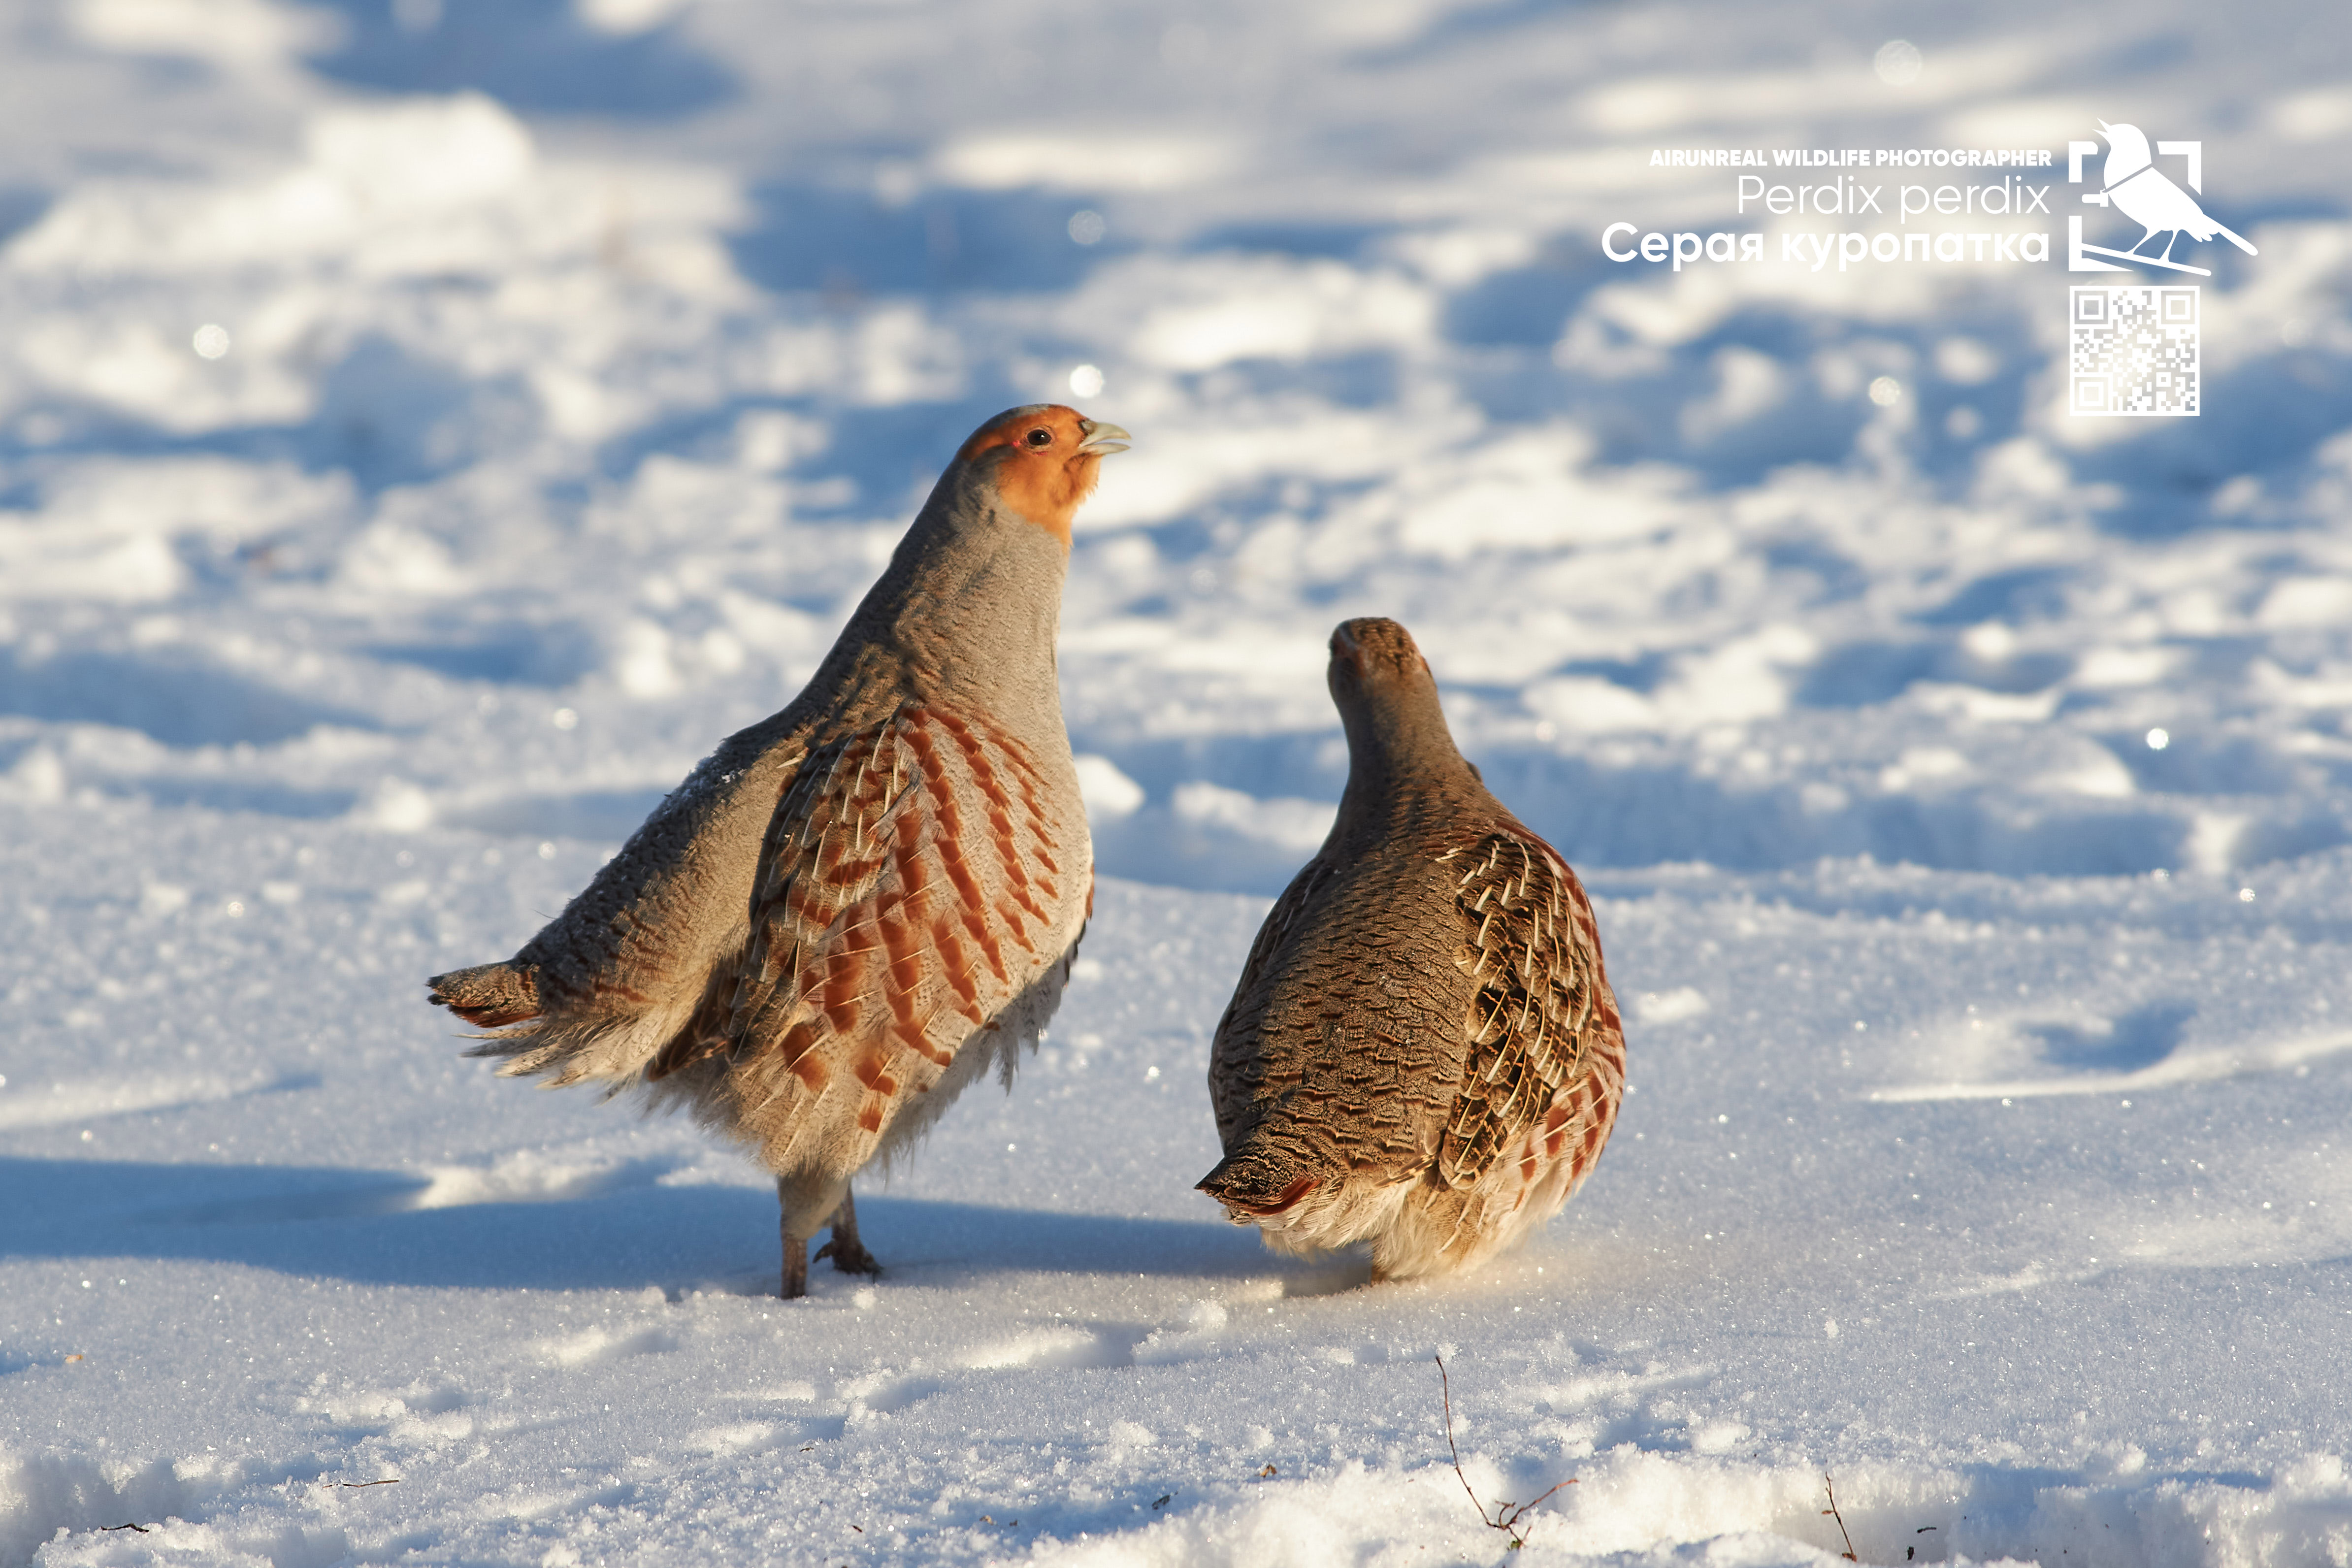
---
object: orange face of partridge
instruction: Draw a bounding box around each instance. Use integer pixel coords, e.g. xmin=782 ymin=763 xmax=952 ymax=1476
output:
xmin=958 ymin=405 xmax=1129 ymax=548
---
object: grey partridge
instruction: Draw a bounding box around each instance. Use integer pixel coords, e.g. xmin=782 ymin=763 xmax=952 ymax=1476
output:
xmin=1198 ymin=618 xmax=1626 ymax=1280
xmin=429 ymin=404 xmax=1128 ymax=1297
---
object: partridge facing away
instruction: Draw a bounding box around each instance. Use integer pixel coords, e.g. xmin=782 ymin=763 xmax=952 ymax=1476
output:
xmin=1198 ymin=618 xmax=1626 ymax=1281
xmin=428 ymin=405 xmax=1128 ymax=1298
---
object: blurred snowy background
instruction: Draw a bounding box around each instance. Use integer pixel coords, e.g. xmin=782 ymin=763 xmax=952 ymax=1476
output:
xmin=3 ymin=0 xmax=2350 ymax=887
xmin=4 ymin=0 xmax=2352 ymax=1564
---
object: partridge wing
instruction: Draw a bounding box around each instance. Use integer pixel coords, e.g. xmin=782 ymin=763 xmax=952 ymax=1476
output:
xmin=657 ymin=703 xmax=1078 ymax=1169
xmin=1206 ymin=856 xmax=1337 ymax=1144
xmin=1435 ymin=831 xmax=1625 ymax=1191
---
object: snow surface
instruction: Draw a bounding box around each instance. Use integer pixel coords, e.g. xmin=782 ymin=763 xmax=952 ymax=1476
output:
xmin=4 ymin=0 xmax=2352 ymax=1563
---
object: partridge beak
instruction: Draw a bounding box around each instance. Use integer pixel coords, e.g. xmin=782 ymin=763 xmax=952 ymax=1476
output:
xmin=1077 ymin=419 xmax=1131 ymax=456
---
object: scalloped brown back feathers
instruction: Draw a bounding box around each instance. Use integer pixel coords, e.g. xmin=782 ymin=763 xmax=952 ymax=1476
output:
xmin=1198 ymin=617 xmax=1626 ymax=1280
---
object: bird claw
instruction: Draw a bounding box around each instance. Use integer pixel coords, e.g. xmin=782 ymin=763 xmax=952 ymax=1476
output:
xmin=814 ymin=1237 xmax=882 ymax=1277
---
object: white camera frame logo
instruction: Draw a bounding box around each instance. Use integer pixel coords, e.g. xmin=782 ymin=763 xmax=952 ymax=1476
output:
xmin=2066 ymin=124 xmax=2255 ymax=277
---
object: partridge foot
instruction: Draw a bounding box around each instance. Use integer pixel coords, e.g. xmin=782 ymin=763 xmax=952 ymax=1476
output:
xmin=813 ymin=1188 xmax=883 ymax=1276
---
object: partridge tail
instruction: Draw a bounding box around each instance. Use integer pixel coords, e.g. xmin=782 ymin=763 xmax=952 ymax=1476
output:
xmin=2216 ymin=221 xmax=2257 ymax=256
xmin=427 ymin=961 xmax=541 ymax=1028
xmin=1197 ymin=1145 xmax=1320 ymax=1218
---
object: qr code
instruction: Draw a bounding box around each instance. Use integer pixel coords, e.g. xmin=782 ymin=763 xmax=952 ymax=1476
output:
xmin=2069 ymin=287 xmax=2199 ymax=416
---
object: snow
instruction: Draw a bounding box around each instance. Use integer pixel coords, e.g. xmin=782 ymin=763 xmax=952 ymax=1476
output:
xmin=3 ymin=0 xmax=2351 ymax=1563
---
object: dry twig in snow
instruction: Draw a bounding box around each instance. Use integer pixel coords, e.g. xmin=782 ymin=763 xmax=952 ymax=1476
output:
xmin=1434 ymin=1354 xmax=1576 ymax=1551
xmin=1822 ymin=1473 xmax=1860 ymax=1561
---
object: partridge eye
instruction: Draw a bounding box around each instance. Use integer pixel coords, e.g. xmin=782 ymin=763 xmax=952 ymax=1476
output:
xmin=1023 ymin=427 xmax=1053 ymax=449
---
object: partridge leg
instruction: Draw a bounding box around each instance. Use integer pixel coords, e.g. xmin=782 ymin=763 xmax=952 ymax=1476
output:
xmin=814 ymin=1185 xmax=882 ymax=1277
xmin=780 ymin=1177 xmax=809 ymax=1299
xmin=779 ymin=1168 xmax=860 ymax=1297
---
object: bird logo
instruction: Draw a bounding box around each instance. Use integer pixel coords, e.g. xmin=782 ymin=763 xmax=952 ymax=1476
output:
xmin=2068 ymin=122 xmax=2255 ymax=276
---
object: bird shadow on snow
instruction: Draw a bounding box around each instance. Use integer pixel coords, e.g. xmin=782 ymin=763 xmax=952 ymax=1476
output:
xmin=0 ymin=1158 xmax=1266 ymax=1293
